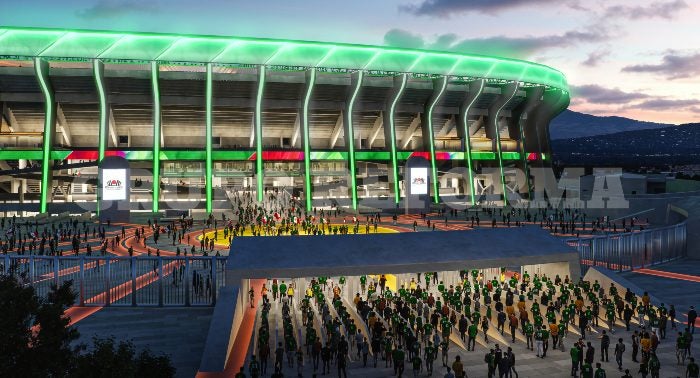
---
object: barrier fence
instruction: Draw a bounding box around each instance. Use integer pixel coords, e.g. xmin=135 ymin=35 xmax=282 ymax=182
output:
xmin=568 ymin=222 xmax=687 ymax=275
xmin=0 ymin=255 xmax=227 ymax=307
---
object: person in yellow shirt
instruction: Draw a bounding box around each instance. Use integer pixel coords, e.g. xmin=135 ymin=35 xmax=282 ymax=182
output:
xmin=287 ymin=285 xmax=295 ymax=305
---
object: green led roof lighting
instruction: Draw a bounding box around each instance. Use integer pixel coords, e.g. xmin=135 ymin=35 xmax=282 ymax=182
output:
xmin=0 ymin=27 xmax=569 ymax=94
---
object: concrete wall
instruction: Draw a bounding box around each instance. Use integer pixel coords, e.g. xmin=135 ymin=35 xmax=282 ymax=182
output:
xmin=198 ymin=283 xmax=245 ymax=373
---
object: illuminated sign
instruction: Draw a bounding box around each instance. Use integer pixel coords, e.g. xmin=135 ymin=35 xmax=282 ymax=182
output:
xmin=102 ymin=169 xmax=127 ymax=200
xmin=410 ymin=167 xmax=428 ymax=195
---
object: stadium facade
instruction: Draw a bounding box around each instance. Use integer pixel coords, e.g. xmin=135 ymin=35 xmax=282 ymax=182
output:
xmin=0 ymin=27 xmax=569 ymax=214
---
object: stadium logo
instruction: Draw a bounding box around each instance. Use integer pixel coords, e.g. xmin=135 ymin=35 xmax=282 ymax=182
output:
xmin=105 ymin=179 xmax=123 ymax=191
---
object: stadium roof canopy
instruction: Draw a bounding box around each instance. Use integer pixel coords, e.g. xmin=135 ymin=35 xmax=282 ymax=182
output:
xmin=0 ymin=27 xmax=569 ymax=93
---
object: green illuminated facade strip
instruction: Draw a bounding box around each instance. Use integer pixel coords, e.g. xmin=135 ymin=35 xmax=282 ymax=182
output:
xmin=0 ymin=149 xmax=523 ymax=162
xmin=34 ymin=57 xmax=54 ymax=214
xmin=205 ymin=63 xmax=213 ymax=213
xmin=461 ymin=80 xmax=484 ymax=206
xmin=0 ymin=27 xmax=570 ymax=94
xmin=493 ymin=83 xmax=520 ymax=206
xmin=346 ymin=71 xmax=363 ymax=210
xmin=310 ymin=151 xmax=346 ymax=160
xmin=387 ymin=74 xmax=407 ymax=204
xmin=212 ymin=151 xmax=252 ymax=160
xmin=425 ymin=76 xmax=448 ymax=204
xmin=302 ymin=68 xmax=316 ymax=211
xmin=255 ymin=65 xmax=266 ymax=202
xmin=151 ymin=61 xmax=161 ymax=212
xmin=355 ymin=151 xmax=391 ymax=160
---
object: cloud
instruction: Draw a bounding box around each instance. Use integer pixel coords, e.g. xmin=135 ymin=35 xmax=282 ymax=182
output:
xmin=382 ymin=29 xmax=425 ymax=50
xmin=76 ymin=0 xmax=159 ymax=19
xmin=605 ymin=0 xmax=688 ymax=20
xmin=581 ymin=49 xmax=610 ymax=66
xmin=622 ymin=51 xmax=700 ymax=79
xmin=570 ymin=85 xmax=650 ymax=104
xmin=625 ymin=99 xmax=700 ymax=110
xmin=383 ymin=28 xmax=609 ymax=59
xmin=399 ymin=0 xmax=565 ymax=17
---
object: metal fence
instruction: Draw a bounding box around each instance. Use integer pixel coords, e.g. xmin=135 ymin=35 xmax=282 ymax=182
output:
xmin=0 ymin=255 xmax=227 ymax=307
xmin=568 ymin=222 xmax=687 ymax=275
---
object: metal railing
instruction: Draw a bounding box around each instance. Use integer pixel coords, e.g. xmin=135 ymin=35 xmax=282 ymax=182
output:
xmin=0 ymin=255 xmax=227 ymax=307
xmin=568 ymin=222 xmax=687 ymax=275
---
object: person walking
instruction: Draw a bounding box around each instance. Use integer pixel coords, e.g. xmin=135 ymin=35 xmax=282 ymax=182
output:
xmin=614 ymin=338 xmax=625 ymax=371
xmin=599 ymin=330 xmax=610 ymax=362
xmin=687 ymin=357 xmax=700 ymax=378
xmin=452 ymin=356 xmax=465 ymax=378
xmin=689 ymin=306 xmax=698 ymax=334
xmin=535 ymin=326 xmax=545 ymax=358
xmin=571 ymin=343 xmax=581 ymax=377
xmin=585 ymin=342 xmax=595 ymax=365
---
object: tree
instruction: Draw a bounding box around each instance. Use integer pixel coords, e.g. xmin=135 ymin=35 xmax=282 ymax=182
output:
xmin=0 ymin=274 xmax=175 ymax=377
xmin=72 ymin=337 xmax=175 ymax=378
xmin=0 ymin=274 xmax=78 ymax=377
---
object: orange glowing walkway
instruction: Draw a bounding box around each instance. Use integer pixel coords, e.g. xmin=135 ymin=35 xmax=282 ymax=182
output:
xmin=634 ymin=268 xmax=700 ymax=283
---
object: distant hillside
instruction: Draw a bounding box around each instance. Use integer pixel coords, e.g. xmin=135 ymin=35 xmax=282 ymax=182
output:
xmin=551 ymin=123 xmax=700 ymax=166
xmin=549 ymin=110 xmax=673 ymax=140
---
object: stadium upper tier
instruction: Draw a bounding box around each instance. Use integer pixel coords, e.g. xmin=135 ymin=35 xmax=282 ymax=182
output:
xmin=0 ymin=27 xmax=569 ymax=92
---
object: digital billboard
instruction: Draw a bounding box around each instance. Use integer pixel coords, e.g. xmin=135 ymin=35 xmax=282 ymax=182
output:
xmin=102 ymin=169 xmax=127 ymax=201
xmin=410 ymin=167 xmax=428 ymax=195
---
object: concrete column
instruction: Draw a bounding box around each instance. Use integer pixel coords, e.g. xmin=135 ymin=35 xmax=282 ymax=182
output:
xmin=487 ymin=82 xmax=519 ymax=205
xmin=421 ymin=76 xmax=448 ymax=204
xmin=458 ymin=79 xmax=486 ymax=206
xmin=34 ymin=58 xmax=56 ymax=213
xmin=508 ymin=86 xmax=544 ymax=200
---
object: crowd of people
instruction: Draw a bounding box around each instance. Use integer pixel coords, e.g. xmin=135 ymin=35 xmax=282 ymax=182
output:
xmin=238 ymin=268 xmax=696 ymax=378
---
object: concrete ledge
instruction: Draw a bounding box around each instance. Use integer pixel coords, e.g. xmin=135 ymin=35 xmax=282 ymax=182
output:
xmin=198 ymin=285 xmax=240 ymax=373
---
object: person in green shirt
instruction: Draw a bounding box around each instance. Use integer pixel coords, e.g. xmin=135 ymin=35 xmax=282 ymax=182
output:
xmin=424 ymin=341 xmax=436 ymax=375
xmin=594 ymin=362 xmax=606 ymax=378
xmin=524 ymin=321 xmax=534 ymax=350
xmin=392 ymin=345 xmax=405 ymax=376
xmin=271 ymin=281 xmax=279 ymax=301
xmin=467 ymin=323 xmax=478 ymax=351
xmin=279 ymin=281 xmax=287 ymax=303
xmin=412 ymin=355 xmax=422 ymax=377
xmin=570 ymin=344 xmax=581 ymax=377
xmin=649 ymin=352 xmax=661 ymax=378
xmin=581 ymin=362 xmax=594 ymax=378
xmin=687 ymin=357 xmax=700 ymax=378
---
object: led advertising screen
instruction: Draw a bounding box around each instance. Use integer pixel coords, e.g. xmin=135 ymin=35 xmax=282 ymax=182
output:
xmin=102 ymin=169 xmax=127 ymax=201
xmin=410 ymin=167 xmax=428 ymax=195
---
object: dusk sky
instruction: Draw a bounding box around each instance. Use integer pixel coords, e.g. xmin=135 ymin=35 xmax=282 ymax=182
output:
xmin=2 ymin=0 xmax=699 ymax=124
